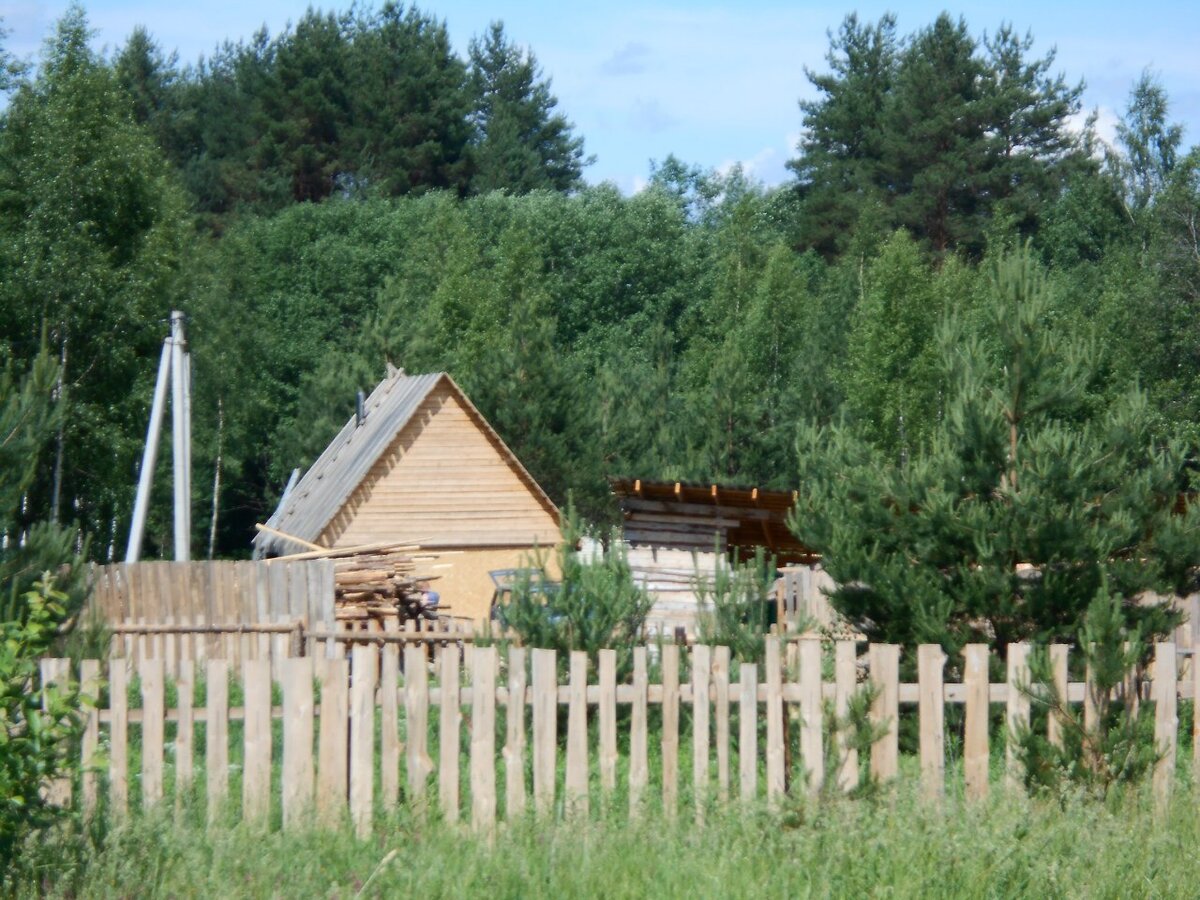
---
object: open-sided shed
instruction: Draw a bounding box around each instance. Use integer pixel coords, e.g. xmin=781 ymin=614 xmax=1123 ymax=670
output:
xmin=610 ymin=477 xmax=820 ymax=635
xmin=255 ymin=370 xmax=560 ymax=621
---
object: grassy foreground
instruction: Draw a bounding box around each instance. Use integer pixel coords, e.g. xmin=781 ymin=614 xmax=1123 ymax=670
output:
xmin=15 ymin=786 xmax=1200 ymax=898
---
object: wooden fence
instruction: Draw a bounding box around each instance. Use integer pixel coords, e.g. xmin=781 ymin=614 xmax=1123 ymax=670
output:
xmin=46 ymin=638 xmax=1199 ymax=836
xmin=89 ymin=560 xmax=336 ymax=664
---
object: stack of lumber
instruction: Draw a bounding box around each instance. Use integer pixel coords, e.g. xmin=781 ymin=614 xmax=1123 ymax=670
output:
xmin=256 ymin=526 xmax=444 ymax=624
xmin=333 ymin=546 xmax=440 ymax=622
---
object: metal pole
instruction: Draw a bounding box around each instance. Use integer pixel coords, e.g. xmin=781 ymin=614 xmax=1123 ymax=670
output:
xmin=170 ymin=311 xmax=190 ymax=561
xmin=125 ymin=338 xmax=172 ymax=562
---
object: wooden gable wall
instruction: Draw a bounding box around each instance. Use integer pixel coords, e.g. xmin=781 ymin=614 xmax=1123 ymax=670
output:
xmin=320 ymin=379 xmax=559 ymax=549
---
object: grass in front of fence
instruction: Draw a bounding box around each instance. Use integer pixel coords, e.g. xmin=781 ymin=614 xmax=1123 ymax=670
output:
xmin=22 ymin=783 xmax=1200 ymax=898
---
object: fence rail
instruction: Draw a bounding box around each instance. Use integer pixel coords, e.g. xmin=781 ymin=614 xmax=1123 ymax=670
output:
xmin=46 ymin=638 xmax=1199 ymax=836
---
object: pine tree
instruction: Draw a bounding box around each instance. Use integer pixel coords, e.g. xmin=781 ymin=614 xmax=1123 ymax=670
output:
xmin=790 ymin=245 xmax=1199 ymax=654
xmin=466 ymin=21 xmax=589 ymax=194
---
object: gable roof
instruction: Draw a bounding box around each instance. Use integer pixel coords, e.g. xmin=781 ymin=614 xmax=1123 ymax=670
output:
xmin=254 ymin=370 xmax=558 ymax=555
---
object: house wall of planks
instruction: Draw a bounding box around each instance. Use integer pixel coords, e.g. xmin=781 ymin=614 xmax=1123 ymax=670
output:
xmin=88 ymin=560 xmax=336 ymax=670
xmin=50 ymin=637 xmax=1198 ymax=835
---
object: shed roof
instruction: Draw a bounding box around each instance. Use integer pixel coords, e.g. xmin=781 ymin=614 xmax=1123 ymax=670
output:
xmin=255 ymin=370 xmax=558 ymax=555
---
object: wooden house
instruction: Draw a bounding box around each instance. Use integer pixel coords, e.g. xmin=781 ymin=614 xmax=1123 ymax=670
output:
xmin=610 ymin=478 xmax=826 ymax=636
xmin=255 ymin=370 xmax=561 ymax=622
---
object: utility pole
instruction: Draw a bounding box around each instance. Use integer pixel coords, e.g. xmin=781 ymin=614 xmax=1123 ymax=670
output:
xmin=125 ymin=311 xmax=191 ymax=562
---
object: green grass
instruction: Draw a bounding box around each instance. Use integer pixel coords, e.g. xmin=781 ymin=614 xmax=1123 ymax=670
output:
xmin=15 ymin=783 xmax=1200 ymax=898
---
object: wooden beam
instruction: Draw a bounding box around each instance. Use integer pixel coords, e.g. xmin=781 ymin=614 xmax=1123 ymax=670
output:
xmin=255 ymin=523 xmax=324 ymax=552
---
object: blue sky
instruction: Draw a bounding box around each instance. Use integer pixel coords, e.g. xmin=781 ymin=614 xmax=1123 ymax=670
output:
xmin=5 ymin=1 xmax=1199 ymax=193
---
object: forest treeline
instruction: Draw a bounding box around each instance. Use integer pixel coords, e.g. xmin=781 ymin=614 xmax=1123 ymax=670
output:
xmin=1 ymin=5 xmax=1198 ymax=560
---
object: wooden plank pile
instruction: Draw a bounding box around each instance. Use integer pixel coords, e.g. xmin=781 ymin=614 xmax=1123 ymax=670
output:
xmin=255 ymin=527 xmax=444 ymax=625
xmin=333 ymin=545 xmax=442 ymax=623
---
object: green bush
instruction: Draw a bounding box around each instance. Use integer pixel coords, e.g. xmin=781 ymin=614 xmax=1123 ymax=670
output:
xmin=495 ymin=507 xmax=654 ymax=662
xmin=0 ymin=579 xmax=85 ymax=870
xmin=695 ymin=548 xmax=780 ymax=664
xmin=1015 ymin=584 xmax=1159 ymax=798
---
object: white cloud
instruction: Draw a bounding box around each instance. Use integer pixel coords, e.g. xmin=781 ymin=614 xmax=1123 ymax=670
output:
xmin=600 ymin=41 xmax=651 ymax=76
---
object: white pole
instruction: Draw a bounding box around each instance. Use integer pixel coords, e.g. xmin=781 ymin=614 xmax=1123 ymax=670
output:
xmin=170 ymin=311 xmax=190 ymax=561
xmin=124 ymin=338 xmax=172 ymax=562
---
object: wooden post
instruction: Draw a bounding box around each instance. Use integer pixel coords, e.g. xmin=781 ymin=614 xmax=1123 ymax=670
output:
xmin=963 ymin=644 xmax=989 ymax=801
xmin=282 ymin=656 xmax=314 ymax=829
xmin=203 ymin=659 xmax=228 ymax=825
xmin=598 ymin=649 xmax=618 ymax=796
xmin=798 ymin=639 xmax=823 ymax=794
xmin=692 ymin=644 xmax=711 ymax=820
xmin=869 ymin=644 xmax=899 ymax=783
xmin=713 ymin=646 xmax=731 ymax=802
xmin=1084 ymin=649 xmax=1099 ymax=735
xmin=1048 ymin=644 xmax=1069 ymax=749
xmin=531 ymin=648 xmax=557 ymax=816
xmin=80 ymin=659 xmax=102 ymax=818
xmin=1005 ymin=643 xmax=1030 ymax=791
xmin=242 ymin=658 xmax=272 ymax=825
xmin=404 ymin=645 xmax=431 ymax=809
xmin=471 ymin=646 xmax=498 ymax=832
xmin=629 ymin=646 xmax=648 ymax=817
xmin=917 ymin=644 xmax=945 ymax=803
xmin=317 ymin=657 xmax=349 ymax=828
xmin=661 ymin=642 xmax=681 ymax=818
xmin=439 ymin=646 xmax=461 ymax=822
xmin=764 ymin=637 xmax=784 ymax=803
xmin=140 ymin=657 xmax=165 ymax=809
xmin=380 ymin=638 xmax=401 ymax=811
xmin=505 ymin=647 xmax=527 ymax=820
xmin=175 ymin=659 xmax=194 ymax=813
xmin=834 ymin=641 xmax=858 ymax=792
xmin=1153 ymin=642 xmax=1178 ymax=817
xmin=739 ymin=662 xmax=757 ymax=802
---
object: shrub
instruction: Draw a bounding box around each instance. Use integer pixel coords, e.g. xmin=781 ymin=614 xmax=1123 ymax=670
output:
xmin=695 ymin=548 xmax=780 ymax=664
xmin=496 ymin=507 xmax=654 ymax=660
xmin=0 ymin=578 xmax=85 ymax=870
xmin=1015 ymin=584 xmax=1159 ymax=798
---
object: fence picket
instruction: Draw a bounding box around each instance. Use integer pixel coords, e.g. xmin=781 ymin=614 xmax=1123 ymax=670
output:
xmin=139 ymin=658 xmax=165 ymax=809
xmin=80 ymin=659 xmax=102 ymax=818
xmin=380 ymin=634 xmax=401 ymax=811
xmin=713 ymin=646 xmax=730 ymax=801
xmin=661 ymin=643 xmax=681 ymax=818
xmin=1048 ymin=644 xmax=1069 ymax=748
xmin=1153 ymin=642 xmax=1178 ymax=816
xmin=834 ymin=641 xmax=858 ymax=792
xmin=175 ymin=659 xmax=194 ymax=812
xmin=40 ymin=658 xmax=73 ymax=808
xmin=1005 ymin=643 xmax=1030 ymax=791
xmin=404 ymin=645 xmax=431 ymax=809
xmin=598 ymin=649 xmax=618 ymax=795
xmin=918 ymin=644 xmax=945 ymax=803
xmin=110 ymin=659 xmax=129 ymax=818
xmin=439 ymin=647 xmax=461 ymax=822
xmin=764 ymin=637 xmax=784 ymax=802
xmin=963 ymin=644 xmax=989 ymax=801
xmin=505 ymin=646 xmax=527 ymax=820
xmin=869 ymin=644 xmax=899 ymax=782
xmin=692 ymin=644 xmax=711 ymax=820
xmin=532 ymin=648 xmax=557 ymax=816
xmin=471 ymin=646 xmax=497 ymax=832
xmin=205 ymin=659 xmax=229 ymax=824
xmin=242 ymin=658 xmax=272 ymax=825
xmin=629 ymin=647 xmax=648 ymax=817
xmin=350 ymin=645 xmax=378 ymax=838
xmin=282 ymin=656 xmax=314 ymax=829
xmin=798 ymin=639 xmax=823 ymax=794
xmin=317 ymin=657 xmax=349 ymax=827
xmin=739 ymin=662 xmax=757 ymax=802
